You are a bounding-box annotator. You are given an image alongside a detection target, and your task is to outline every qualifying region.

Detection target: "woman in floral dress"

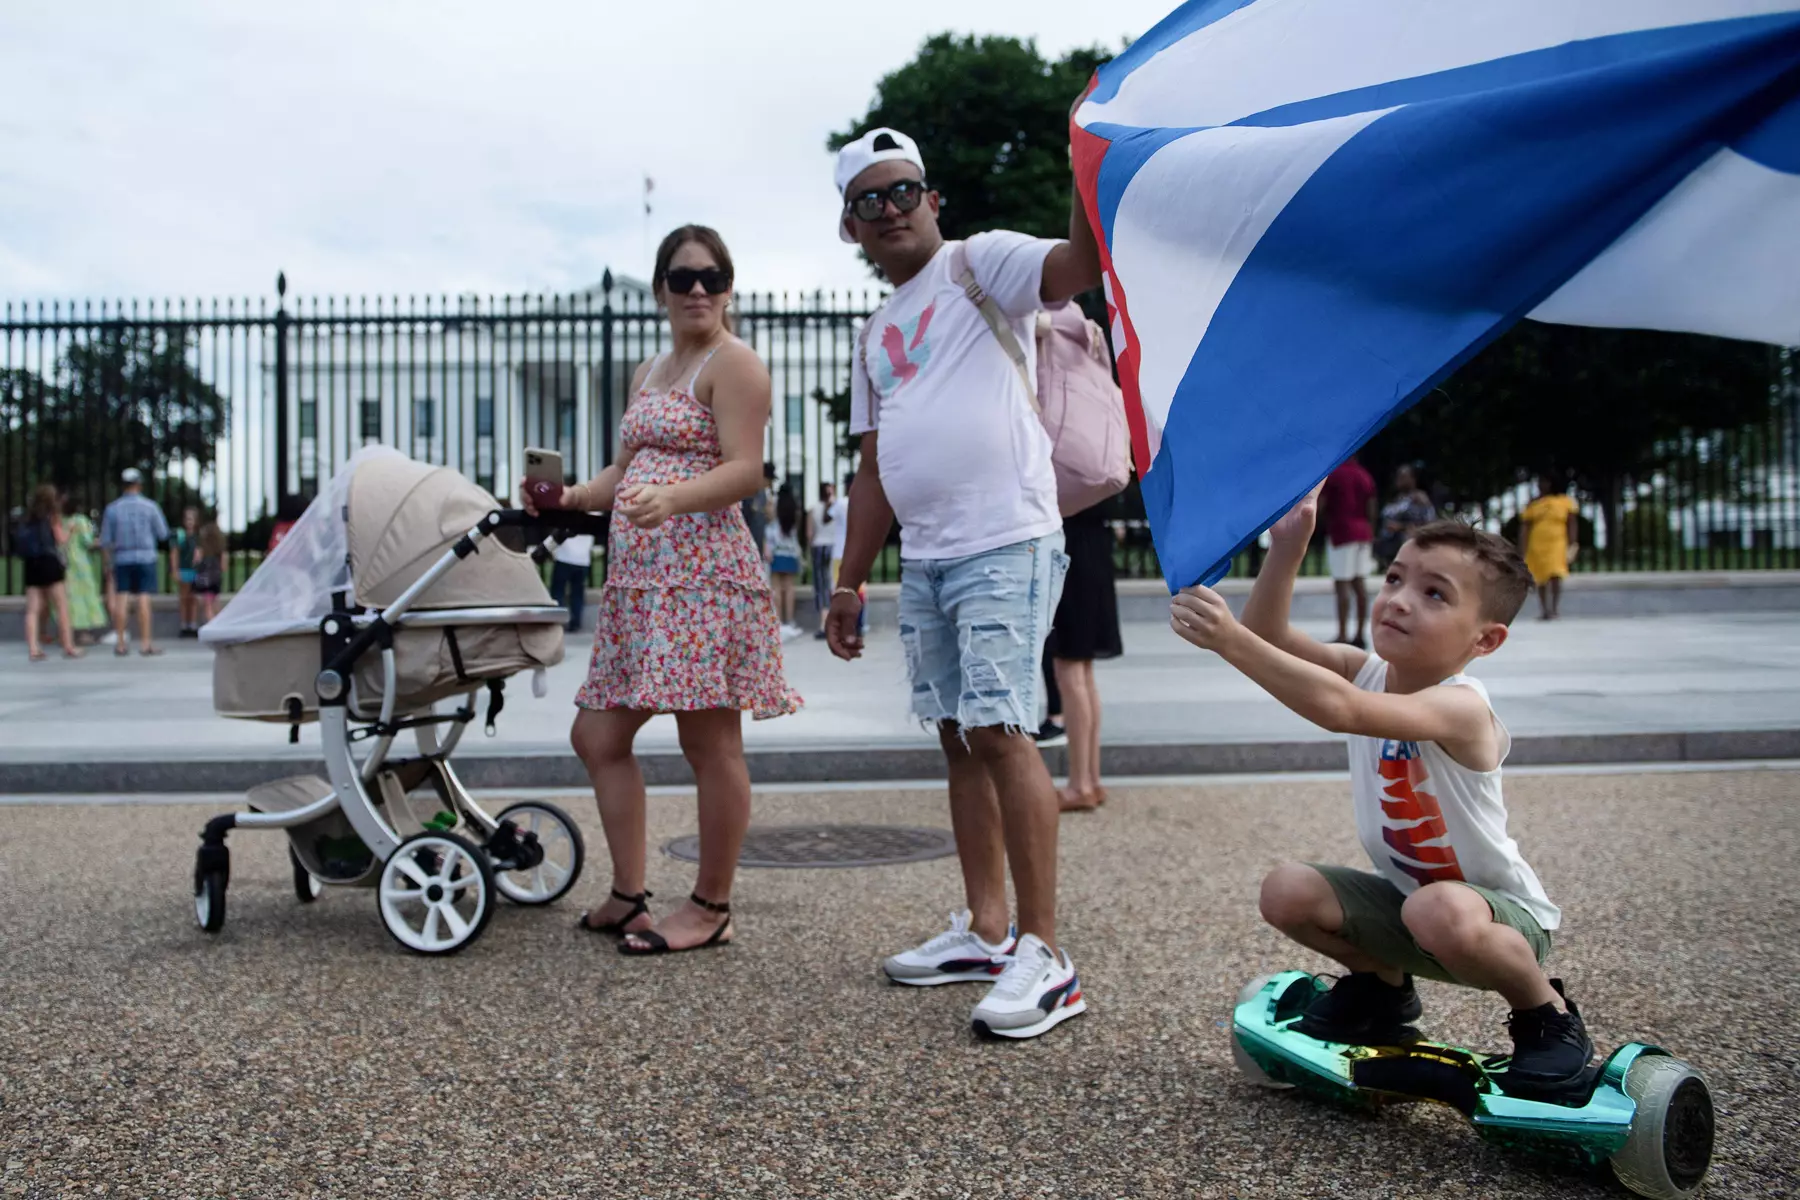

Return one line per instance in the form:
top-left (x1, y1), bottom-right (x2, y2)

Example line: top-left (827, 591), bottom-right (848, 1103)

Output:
top-left (524, 225), bottom-right (800, 954)
top-left (61, 492), bottom-right (107, 643)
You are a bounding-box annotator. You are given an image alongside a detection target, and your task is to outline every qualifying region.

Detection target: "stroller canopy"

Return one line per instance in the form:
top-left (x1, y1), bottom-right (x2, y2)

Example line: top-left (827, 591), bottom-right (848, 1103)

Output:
top-left (202, 448), bottom-right (566, 723)
top-left (204, 447), bottom-right (551, 645)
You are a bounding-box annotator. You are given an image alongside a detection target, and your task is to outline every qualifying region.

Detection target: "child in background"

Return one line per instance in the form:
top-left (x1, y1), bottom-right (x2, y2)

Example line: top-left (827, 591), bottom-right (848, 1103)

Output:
top-left (1170, 485), bottom-right (1592, 1094)
top-left (767, 486), bottom-right (803, 641)
top-left (192, 520), bottom-right (226, 626)
top-left (173, 507), bottom-right (201, 637)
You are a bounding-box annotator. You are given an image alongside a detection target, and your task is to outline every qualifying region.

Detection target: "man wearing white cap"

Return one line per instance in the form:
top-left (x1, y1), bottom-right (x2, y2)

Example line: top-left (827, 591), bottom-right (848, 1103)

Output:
top-left (825, 123), bottom-right (1102, 1039)
top-left (99, 467), bottom-right (171, 656)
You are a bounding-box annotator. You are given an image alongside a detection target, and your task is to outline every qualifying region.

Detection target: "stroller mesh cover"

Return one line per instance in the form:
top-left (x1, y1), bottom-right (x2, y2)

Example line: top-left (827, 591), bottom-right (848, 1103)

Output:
top-left (202, 447), bottom-right (565, 721)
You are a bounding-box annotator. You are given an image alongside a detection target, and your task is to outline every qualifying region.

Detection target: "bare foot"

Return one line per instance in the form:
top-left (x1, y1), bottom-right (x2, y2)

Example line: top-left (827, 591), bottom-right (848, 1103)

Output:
top-left (1058, 785), bottom-right (1104, 813)
top-left (622, 897), bottom-right (733, 953)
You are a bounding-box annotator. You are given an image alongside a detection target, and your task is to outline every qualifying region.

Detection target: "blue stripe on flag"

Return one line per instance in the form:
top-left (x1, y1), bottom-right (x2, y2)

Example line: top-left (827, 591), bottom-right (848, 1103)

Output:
top-left (1143, 17), bottom-right (1800, 588)
top-left (1087, 0), bottom-right (1264, 105)
top-left (1732, 94), bottom-right (1800, 173)
top-left (1226, 13), bottom-right (1800, 132)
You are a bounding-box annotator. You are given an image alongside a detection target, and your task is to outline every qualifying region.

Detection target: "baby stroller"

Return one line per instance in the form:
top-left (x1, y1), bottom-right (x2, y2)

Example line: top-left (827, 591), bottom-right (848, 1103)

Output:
top-left (194, 447), bottom-right (604, 955)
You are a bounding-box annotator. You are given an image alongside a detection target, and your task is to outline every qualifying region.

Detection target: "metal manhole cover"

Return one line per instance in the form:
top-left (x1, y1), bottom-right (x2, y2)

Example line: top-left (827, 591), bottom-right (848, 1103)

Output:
top-left (663, 824), bottom-right (957, 869)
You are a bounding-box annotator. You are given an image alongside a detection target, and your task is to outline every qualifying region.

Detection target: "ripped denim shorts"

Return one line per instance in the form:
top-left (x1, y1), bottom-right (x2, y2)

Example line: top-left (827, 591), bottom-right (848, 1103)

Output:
top-left (897, 533), bottom-right (1068, 732)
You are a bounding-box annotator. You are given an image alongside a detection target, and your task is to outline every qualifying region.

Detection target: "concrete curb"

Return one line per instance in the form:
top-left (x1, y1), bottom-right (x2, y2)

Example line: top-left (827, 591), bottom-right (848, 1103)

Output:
top-left (9, 727), bottom-right (1796, 795)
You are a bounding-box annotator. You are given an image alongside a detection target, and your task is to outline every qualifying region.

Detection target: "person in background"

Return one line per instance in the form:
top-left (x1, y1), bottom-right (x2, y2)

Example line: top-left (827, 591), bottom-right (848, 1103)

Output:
top-left (1519, 475), bottom-right (1581, 621)
top-left (807, 481), bottom-right (838, 641)
top-left (192, 518), bottom-right (226, 626)
top-left (1375, 464), bottom-right (1438, 568)
top-left (1048, 499), bottom-right (1123, 812)
top-left (17, 484), bottom-right (83, 661)
top-left (267, 493), bottom-right (307, 556)
top-left (742, 460), bottom-right (776, 556)
top-left (549, 476), bottom-right (597, 633)
top-left (767, 484), bottom-right (804, 640)
top-left (830, 470), bottom-right (863, 638)
top-left (99, 468), bottom-right (170, 657)
top-left (173, 506), bottom-right (201, 637)
top-left (60, 490), bottom-right (106, 646)
top-left (1320, 453), bottom-right (1378, 648)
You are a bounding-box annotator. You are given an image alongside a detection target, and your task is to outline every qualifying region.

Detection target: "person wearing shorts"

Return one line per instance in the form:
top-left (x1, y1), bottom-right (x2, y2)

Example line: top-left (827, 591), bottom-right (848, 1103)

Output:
top-left (1321, 455), bottom-right (1377, 647)
top-left (98, 469), bottom-right (170, 657)
top-left (823, 124), bottom-right (1102, 1040)
top-left (1308, 864), bottom-right (1551, 985)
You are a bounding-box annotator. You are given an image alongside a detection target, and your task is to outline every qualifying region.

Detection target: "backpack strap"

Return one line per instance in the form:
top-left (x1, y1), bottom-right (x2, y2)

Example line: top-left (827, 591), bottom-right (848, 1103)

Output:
top-left (949, 242), bottom-right (1041, 417)
top-left (855, 308), bottom-right (879, 427)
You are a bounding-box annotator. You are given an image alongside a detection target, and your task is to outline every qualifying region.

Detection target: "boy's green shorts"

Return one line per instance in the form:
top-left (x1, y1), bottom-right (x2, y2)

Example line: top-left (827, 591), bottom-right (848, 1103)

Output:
top-left (1309, 863), bottom-right (1553, 986)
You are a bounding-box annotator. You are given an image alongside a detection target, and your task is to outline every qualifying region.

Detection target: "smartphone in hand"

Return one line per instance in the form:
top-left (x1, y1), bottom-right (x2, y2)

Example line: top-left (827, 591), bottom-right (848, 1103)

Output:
top-left (523, 447), bottom-right (564, 508)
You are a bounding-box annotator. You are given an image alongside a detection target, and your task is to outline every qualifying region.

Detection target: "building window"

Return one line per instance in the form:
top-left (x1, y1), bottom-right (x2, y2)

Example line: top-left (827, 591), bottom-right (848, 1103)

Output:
top-left (785, 393), bottom-right (803, 433)
top-left (557, 400), bottom-right (575, 446)
top-left (298, 399), bottom-right (317, 438)
top-left (475, 396), bottom-right (494, 437)
top-left (360, 398), bottom-right (382, 442)
top-left (414, 398), bottom-right (436, 439)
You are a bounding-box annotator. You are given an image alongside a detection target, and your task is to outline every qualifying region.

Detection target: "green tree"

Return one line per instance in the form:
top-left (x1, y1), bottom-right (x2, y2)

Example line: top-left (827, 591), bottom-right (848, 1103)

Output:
top-left (1, 327), bottom-right (228, 519)
top-left (830, 34), bottom-right (1113, 252)
top-left (1366, 321), bottom-right (1780, 547)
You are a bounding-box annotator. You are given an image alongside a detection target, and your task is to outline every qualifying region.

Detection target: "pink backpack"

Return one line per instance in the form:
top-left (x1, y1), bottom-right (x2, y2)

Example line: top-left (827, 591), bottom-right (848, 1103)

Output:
top-left (949, 244), bottom-right (1131, 516)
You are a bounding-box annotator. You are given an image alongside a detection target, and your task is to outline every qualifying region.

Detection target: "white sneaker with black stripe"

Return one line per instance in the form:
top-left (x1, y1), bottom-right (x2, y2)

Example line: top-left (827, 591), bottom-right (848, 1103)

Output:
top-left (970, 933), bottom-right (1087, 1039)
top-left (882, 910), bottom-right (1015, 986)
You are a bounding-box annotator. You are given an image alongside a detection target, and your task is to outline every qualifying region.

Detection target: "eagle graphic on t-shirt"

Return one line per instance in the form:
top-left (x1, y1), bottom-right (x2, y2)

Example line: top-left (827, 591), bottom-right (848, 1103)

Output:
top-left (874, 302), bottom-right (936, 394)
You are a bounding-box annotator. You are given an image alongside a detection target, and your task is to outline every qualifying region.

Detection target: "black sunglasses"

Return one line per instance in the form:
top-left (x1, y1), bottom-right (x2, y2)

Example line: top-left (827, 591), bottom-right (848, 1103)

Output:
top-left (845, 179), bottom-right (930, 223)
top-left (664, 267), bottom-right (732, 295)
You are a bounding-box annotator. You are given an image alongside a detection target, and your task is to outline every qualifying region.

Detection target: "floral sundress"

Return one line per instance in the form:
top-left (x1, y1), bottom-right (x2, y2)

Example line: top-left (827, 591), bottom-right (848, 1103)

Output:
top-left (575, 345), bottom-right (801, 719)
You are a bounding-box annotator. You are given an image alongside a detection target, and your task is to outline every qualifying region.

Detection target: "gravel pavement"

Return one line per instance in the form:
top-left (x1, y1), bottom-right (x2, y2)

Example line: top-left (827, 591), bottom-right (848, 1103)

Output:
top-left (2, 768), bottom-right (1796, 1199)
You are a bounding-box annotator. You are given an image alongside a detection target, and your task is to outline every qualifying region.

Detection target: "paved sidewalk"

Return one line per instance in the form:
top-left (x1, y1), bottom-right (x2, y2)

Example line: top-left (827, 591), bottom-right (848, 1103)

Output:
top-left (1, 611), bottom-right (1796, 791)
top-left (0, 768), bottom-right (1794, 1197)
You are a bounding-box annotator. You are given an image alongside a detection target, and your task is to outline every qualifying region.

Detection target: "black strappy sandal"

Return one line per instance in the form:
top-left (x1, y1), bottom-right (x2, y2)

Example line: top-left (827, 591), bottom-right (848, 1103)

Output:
top-left (576, 888), bottom-right (652, 936)
top-left (619, 893), bottom-right (733, 956)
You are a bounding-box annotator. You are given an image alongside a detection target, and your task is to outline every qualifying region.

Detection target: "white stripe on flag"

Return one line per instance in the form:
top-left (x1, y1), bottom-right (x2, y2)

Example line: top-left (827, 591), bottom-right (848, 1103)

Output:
top-left (1110, 109), bottom-right (1392, 443)
top-left (1530, 147), bottom-right (1800, 346)
top-left (1080, 0), bottom-right (1800, 132)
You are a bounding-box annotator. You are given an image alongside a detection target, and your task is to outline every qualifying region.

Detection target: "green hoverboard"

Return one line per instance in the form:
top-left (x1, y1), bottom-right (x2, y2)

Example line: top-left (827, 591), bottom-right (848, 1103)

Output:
top-left (1231, 972), bottom-right (1714, 1199)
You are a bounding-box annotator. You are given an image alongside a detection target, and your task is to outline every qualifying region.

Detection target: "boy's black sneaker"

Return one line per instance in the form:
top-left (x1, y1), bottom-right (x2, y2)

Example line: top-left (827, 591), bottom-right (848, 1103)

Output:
top-left (1503, 980), bottom-right (1594, 1093)
top-left (1295, 972), bottom-right (1422, 1043)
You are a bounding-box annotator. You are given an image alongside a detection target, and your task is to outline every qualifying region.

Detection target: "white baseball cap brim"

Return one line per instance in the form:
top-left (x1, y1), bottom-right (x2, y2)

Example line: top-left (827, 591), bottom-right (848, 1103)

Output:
top-left (834, 127), bottom-right (925, 244)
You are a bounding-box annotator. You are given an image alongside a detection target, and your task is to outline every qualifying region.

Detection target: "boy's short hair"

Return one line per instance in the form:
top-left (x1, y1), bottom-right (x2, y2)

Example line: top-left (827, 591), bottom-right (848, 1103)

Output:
top-left (1406, 520), bottom-right (1533, 625)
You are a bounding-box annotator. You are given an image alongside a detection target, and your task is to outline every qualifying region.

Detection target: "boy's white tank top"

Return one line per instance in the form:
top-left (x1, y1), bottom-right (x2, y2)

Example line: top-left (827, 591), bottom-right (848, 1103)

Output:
top-left (1347, 655), bottom-right (1561, 931)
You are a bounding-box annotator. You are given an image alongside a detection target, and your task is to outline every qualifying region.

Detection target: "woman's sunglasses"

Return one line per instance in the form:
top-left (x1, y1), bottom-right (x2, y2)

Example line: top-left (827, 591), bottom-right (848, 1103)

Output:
top-left (665, 267), bottom-right (732, 295)
top-left (845, 179), bottom-right (930, 224)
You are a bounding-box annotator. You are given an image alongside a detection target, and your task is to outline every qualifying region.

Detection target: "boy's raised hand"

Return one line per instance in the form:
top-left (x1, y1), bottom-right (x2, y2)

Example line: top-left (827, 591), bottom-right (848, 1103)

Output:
top-left (1268, 484), bottom-right (1324, 551)
top-left (1171, 585), bottom-right (1240, 653)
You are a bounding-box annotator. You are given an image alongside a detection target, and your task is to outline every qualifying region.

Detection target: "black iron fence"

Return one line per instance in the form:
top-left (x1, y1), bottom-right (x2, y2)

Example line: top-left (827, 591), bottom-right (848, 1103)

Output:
top-left (3, 278), bottom-right (1797, 596)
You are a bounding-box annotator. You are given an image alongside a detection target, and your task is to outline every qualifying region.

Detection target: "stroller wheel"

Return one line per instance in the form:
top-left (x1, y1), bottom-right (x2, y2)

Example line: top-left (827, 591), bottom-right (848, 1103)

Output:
top-left (290, 847), bottom-right (324, 904)
top-left (194, 868), bottom-right (227, 933)
top-left (492, 802), bottom-right (586, 906)
top-left (377, 831), bottom-right (495, 955)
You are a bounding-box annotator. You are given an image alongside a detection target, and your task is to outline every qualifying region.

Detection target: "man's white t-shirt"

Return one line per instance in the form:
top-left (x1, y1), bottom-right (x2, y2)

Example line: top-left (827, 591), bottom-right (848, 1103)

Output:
top-left (849, 232), bottom-right (1061, 561)
top-left (1347, 656), bottom-right (1561, 931)
top-left (551, 533), bottom-right (594, 567)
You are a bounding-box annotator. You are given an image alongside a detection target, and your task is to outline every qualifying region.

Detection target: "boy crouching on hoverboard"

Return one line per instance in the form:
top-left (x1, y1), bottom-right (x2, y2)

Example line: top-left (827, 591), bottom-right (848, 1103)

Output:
top-left (1171, 487), bottom-right (1592, 1093)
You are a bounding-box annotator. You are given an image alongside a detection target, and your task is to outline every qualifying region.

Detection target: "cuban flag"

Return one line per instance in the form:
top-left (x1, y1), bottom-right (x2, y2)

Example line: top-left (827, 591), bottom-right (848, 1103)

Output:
top-left (1073, 1), bottom-right (1800, 590)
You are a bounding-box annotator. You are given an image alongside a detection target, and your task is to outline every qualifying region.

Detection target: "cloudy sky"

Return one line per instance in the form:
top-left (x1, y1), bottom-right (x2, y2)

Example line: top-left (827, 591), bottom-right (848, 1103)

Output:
top-left (1, 0), bottom-right (1176, 305)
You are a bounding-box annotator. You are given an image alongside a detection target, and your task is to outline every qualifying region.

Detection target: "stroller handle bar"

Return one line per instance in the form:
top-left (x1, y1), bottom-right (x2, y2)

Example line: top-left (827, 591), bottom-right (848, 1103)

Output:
top-left (486, 507), bottom-right (610, 539)
top-left (317, 507), bottom-right (603, 687)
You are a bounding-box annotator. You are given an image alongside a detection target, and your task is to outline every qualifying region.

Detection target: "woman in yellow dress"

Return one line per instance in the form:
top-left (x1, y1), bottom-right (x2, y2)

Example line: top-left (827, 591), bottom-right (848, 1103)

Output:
top-left (1519, 475), bottom-right (1580, 620)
